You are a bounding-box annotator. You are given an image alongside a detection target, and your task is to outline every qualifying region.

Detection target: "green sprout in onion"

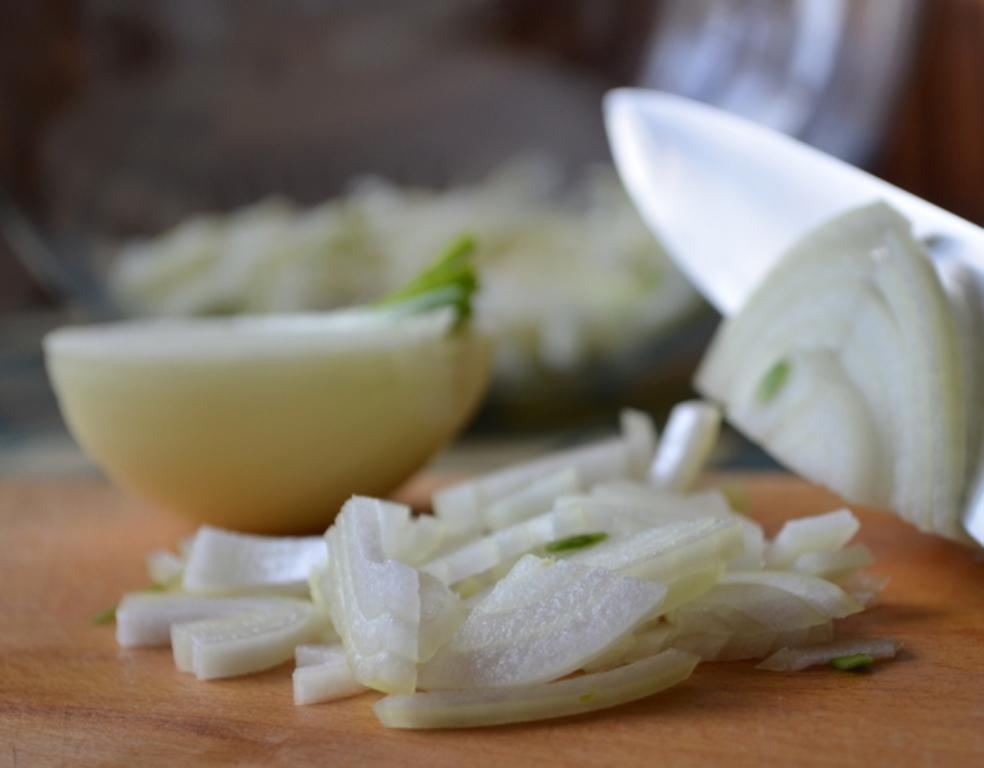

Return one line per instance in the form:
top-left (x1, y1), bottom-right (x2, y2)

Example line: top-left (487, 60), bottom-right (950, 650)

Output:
top-left (91, 582), bottom-right (168, 625)
top-left (830, 653), bottom-right (874, 672)
top-left (91, 605), bottom-right (119, 626)
top-left (376, 233), bottom-right (478, 330)
top-left (756, 358), bottom-right (791, 404)
top-left (544, 532), bottom-right (609, 553)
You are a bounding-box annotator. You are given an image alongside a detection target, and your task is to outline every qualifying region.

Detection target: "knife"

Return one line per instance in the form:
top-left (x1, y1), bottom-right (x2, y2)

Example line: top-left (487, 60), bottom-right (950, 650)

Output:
top-left (604, 87), bottom-right (984, 545)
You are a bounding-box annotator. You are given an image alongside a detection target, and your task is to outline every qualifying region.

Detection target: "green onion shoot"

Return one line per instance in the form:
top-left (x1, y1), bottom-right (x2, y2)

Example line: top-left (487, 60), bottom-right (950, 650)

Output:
top-left (376, 233), bottom-right (478, 330)
top-left (544, 532), bottom-right (609, 553)
top-left (91, 582), bottom-right (168, 626)
top-left (756, 359), bottom-right (791, 403)
top-left (830, 653), bottom-right (874, 672)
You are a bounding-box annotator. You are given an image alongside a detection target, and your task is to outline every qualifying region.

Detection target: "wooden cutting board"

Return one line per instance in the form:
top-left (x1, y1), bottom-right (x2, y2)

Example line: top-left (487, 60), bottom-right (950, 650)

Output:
top-left (1, 474), bottom-right (982, 767)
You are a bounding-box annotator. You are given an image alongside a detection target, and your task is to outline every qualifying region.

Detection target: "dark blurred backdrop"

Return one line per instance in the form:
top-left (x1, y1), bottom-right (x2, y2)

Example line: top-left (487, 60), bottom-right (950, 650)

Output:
top-left (1, 0), bottom-right (981, 311)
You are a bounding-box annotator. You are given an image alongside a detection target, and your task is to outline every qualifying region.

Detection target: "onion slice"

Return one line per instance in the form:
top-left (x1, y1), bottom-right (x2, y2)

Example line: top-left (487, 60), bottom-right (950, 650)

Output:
top-left (648, 401), bottom-right (721, 492)
top-left (145, 548), bottom-right (185, 587)
top-left (116, 592), bottom-right (284, 647)
top-left (417, 556), bottom-right (667, 690)
top-left (766, 509), bottom-right (860, 568)
top-left (375, 649), bottom-right (699, 729)
top-left (293, 644), bottom-right (367, 704)
top-left (792, 545), bottom-right (873, 581)
top-left (432, 410), bottom-right (657, 535)
top-left (171, 598), bottom-right (323, 679)
top-left (325, 496), bottom-right (463, 693)
top-left (757, 637), bottom-right (901, 671)
top-left (325, 497), bottom-right (423, 692)
top-left (482, 467), bottom-right (581, 531)
top-left (570, 517), bottom-right (744, 585)
top-left (182, 526), bottom-right (327, 595)
top-left (421, 501), bottom-right (655, 587)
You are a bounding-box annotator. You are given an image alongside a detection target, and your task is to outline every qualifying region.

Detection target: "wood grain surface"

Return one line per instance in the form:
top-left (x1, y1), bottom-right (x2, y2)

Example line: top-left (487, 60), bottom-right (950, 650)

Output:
top-left (1, 474), bottom-right (982, 767)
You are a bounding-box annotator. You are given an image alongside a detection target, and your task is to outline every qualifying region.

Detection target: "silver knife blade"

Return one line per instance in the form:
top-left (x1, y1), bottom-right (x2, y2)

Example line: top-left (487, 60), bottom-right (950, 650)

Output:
top-left (605, 87), bottom-right (984, 545)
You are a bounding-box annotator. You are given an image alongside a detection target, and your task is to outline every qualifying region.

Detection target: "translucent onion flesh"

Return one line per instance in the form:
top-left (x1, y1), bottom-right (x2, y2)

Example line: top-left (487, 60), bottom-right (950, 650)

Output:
top-left (648, 400), bottom-right (721, 492)
top-left (417, 556), bottom-right (667, 690)
top-left (182, 526), bottom-right (327, 595)
top-left (375, 649), bottom-right (699, 729)
top-left (757, 637), bottom-right (901, 671)
top-left (695, 203), bottom-right (969, 542)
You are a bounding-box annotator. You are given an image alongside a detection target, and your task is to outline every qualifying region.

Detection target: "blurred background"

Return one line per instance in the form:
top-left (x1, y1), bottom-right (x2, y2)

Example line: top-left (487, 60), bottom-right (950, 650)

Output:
top-left (1, 0), bottom-right (982, 476)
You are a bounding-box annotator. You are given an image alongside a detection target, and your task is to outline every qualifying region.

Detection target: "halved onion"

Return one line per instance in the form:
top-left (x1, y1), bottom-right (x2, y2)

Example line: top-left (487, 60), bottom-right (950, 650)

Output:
top-left (696, 203), bottom-right (969, 542)
top-left (375, 649), bottom-right (699, 729)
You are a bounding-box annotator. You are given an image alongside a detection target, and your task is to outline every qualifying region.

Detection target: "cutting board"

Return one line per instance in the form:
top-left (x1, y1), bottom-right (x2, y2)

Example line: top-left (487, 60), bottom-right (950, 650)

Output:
top-left (1, 474), bottom-right (982, 767)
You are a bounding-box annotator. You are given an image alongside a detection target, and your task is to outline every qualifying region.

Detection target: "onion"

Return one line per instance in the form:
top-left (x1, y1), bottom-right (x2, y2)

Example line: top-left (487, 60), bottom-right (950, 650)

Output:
top-left (582, 624), bottom-right (678, 672)
top-left (766, 509), bottom-right (860, 568)
top-left (376, 501), bottom-right (447, 566)
top-left (695, 203), bottom-right (969, 542)
top-left (182, 526), bottom-right (327, 595)
top-left (170, 598), bottom-right (324, 679)
top-left (432, 410), bottom-right (657, 535)
top-left (584, 486), bottom-right (766, 571)
top-left (421, 500), bottom-right (654, 587)
top-left (792, 545), bottom-right (873, 581)
top-left (375, 649), bottom-right (699, 729)
top-left (103, 373), bottom-right (897, 727)
top-left (622, 409), bottom-right (660, 477)
top-left (570, 517), bottom-right (744, 584)
top-left (482, 467), bottom-right (581, 531)
top-left (648, 401), bottom-right (721, 492)
top-left (757, 637), bottom-right (901, 671)
top-left (145, 548), bottom-right (185, 587)
top-left (295, 643), bottom-right (345, 667)
top-left (669, 572), bottom-right (859, 647)
top-left (678, 621), bottom-right (835, 662)
top-left (325, 497), bottom-right (430, 692)
top-left (718, 571), bottom-right (862, 620)
top-left (116, 593), bottom-right (280, 648)
top-left (839, 572), bottom-right (889, 607)
top-left (417, 556), bottom-right (667, 689)
top-left (417, 573), bottom-right (467, 663)
top-left (293, 644), bottom-right (367, 704)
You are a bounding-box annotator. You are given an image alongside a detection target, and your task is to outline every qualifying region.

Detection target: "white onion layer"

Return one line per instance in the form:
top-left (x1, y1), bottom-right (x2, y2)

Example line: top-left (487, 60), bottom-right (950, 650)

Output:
top-left (375, 649), bottom-right (699, 729)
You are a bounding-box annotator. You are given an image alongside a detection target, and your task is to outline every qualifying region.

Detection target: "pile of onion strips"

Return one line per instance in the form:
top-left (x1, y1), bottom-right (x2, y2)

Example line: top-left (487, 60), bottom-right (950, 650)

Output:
top-left (109, 404), bottom-right (897, 729)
